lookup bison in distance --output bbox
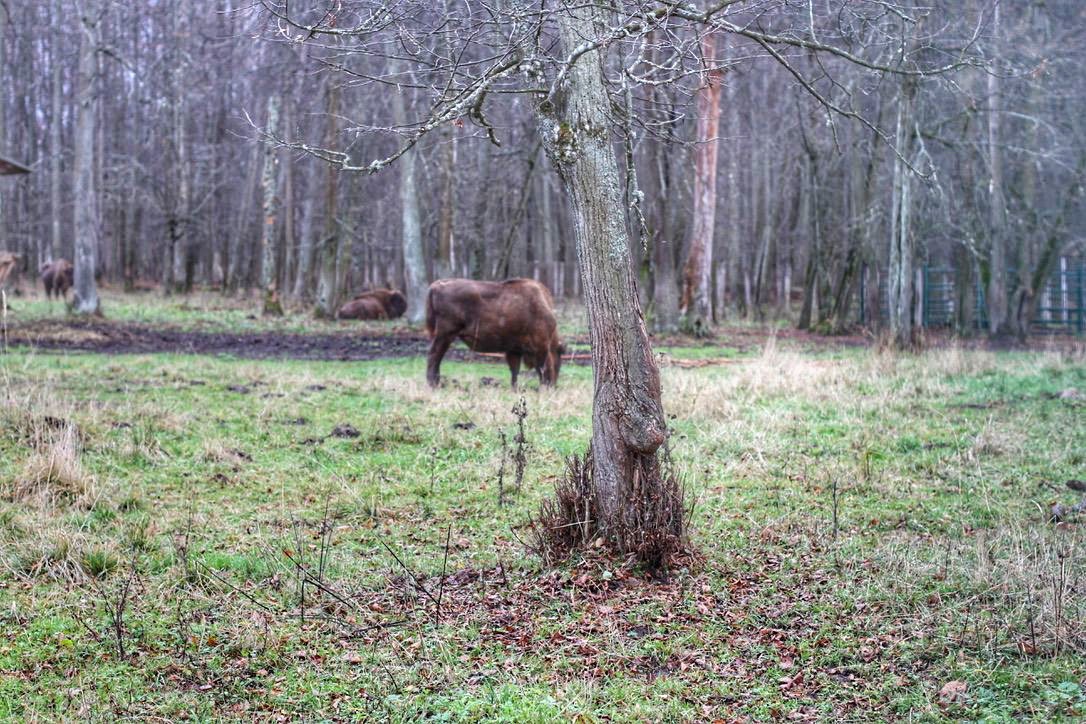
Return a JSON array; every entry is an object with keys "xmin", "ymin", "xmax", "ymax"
[
  {"xmin": 337, "ymin": 288, "xmax": 407, "ymax": 320},
  {"xmin": 40, "ymin": 259, "xmax": 73, "ymax": 300}
]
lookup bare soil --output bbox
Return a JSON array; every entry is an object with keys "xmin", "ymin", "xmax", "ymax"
[
  {"xmin": 4, "ymin": 317, "xmax": 1078, "ymax": 363},
  {"xmin": 4, "ymin": 319, "xmax": 435, "ymax": 361}
]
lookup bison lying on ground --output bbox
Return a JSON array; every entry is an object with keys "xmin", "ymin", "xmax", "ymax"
[
  {"xmin": 337, "ymin": 288, "xmax": 407, "ymax": 320},
  {"xmin": 337, "ymin": 296, "xmax": 387, "ymax": 320},
  {"xmin": 425, "ymin": 278, "xmax": 565, "ymax": 388},
  {"xmin": 41, "ymin": 259, "xmax": 73, "ymax": 300}
]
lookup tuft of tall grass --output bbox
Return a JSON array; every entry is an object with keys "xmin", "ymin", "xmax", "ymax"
[{"xmin": 10, "ymin": 423, "xmax": 98, "ymax": 508}]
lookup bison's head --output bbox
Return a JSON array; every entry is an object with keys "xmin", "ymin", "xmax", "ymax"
[
  {"xmin": 386, "ymin": 291, "xmax": 407, "ymax": 319},
  {"xmin": 539, "ymin": 340, "xmax": 566, "ymax": 386}
]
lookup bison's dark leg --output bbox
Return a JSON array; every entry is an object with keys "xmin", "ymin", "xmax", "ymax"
[
  {"xmin": 427, "ymin": 334, "xmax": 454, "ymax": 387},
  {"xmin": 505, "ymin": 353, "xmax": 522, "ymax": 388}
]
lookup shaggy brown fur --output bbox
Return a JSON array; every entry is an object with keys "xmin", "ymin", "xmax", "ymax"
[
  {"xmin": 336, "ymin": 296, "xmax": 388, "ymax": 320},
  {"xmin": 338, "ymin": 288, "xmax": 407, "ymax": 320},
  {"xmin": 40, "ymin": 259, "xmax": 73, "ymax": 300},
  {"xmin": 425, "ymin": 278, "xmax": 565, "ymax": 388}
]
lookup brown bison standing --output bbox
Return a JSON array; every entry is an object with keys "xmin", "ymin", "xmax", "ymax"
[
  {"xmin": 40, "ymin": 259, "xmax": 73, "ymax": 300},
  {"xmin": 337, "ymin": 288, "xmax": 407, "ymax": 320},
  {"xmin": 425, "ymin": 278, "xmax": 565, "ymax": 388}
]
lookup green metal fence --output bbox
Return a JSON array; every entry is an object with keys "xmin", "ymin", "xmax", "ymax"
[{"xmin": 864, "ymin": 257, "xmax": 1085, "ymax": 334}]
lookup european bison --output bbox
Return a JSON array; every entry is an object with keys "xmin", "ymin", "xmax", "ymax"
[
  {"xmin": 41, "ymin": 259, "xmax": 73, "ymax": 300},
  {"xmin": 425, "ymin": 278, "xmax": 565, "ymax": 388},
  {"xmin": 337, "ymin": 288, "xmax": 407, "ymax": 320},
  {"xmin": 337, "ymin": 296, "xmax": 387, "ymax": 320}
]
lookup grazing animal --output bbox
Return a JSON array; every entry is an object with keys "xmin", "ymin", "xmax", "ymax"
[
  {"xmin": 336, "ymin": 295, "xmax": 388, "ymax": 320},
  {"xmin": 338, "ymin": 288, "xmax": 407, "ymax": 320},
  {"xmin": 40, "ymin": 259, "xmax": 73, "ymax": 300},
  {"xmin": 425, "ymin": 278, "xmax": 565, "ymax": 388}
]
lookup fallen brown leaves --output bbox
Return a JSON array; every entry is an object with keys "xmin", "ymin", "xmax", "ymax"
[{"xmin": 327, "ymin": 534, "xmax": 920, "ymax": 718}]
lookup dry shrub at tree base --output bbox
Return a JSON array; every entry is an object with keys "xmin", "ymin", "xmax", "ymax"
[{"xmin": 531, "ymin": 449, "xmax": 692, "ymax": 571}]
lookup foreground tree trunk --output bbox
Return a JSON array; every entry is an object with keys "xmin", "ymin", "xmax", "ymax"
[
  {"xmin": 680, "ymin": 31, "xmax": 724, "ymax": 336},
  {"xmin": 72, "ymin": 0, "xmax": 102, "ymax": 315},
  {"xmin": 537, "ymin": 4, "xmax": 667, "ymax": 533}
]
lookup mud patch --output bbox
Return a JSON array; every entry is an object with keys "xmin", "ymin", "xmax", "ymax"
[{"xmin": 7, "ymin": 319, "xmax": 430, "ymax": 362}]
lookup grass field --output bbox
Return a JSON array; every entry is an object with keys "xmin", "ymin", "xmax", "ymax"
[{"xmin": 0, "ymin": 302, "xmax": 1084, "ymax": 720}]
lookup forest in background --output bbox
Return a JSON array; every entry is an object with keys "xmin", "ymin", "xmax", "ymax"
[{"xmin": 0, "ymin": 0, "xmax": 1083, "ymax": 339}]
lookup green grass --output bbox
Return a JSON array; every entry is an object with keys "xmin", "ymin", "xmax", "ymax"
[
  {"xmin": 6, "ymin": 287, "xmax": 382, "ymax": 335},
  {"xmin": 0, "ymin": 334, "xmax": 1083, "ymax": 720},
  {"xmin": 4, "ymin": 286, "xmax": 595, "ymax": 339}
]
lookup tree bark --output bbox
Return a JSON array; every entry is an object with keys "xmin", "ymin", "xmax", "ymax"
[
  {"xmin": 280, "ymin": 101, "xmax": 296, "ymax": 295},
  {"xmin": 72, "ymin": 0, "xmax": 102, "ymax": 315},
  {"xmin": 259, "ymin": 93, "xmax": 282, "ymax": 315},
  {"xmin": 537, "ymin": 171, "xmax": 555, "ymax": 291},
  {"xmin": 47, "ymin": 0, "xmax": 63, "ymax": 265},
  {"xmin": 724, "ymin": 81, "xmax": 741, "ymax": 319},
  {"xmin": 292, "ymin": 192, "xmax": 316, "ymax": 299},
  {"xmin": 829, "ymin": 114, "xmax": 882, "ymax": 334},
  {"xmin": 888, "ymin": 77, "xmax": 918, "ymax": 348},
  {"xmin": 390, "ymin": 64, "xmax": 427, "ymax": 324},
  {"xmin": 537, "ymin": 4, "xmax": 667, "ymax": 531},
  {"xmin": 436, "ymin": 129, "xmax": 456, "ymax": 279},
  {"xmin": 314, "ymin": 79, "xmax": 341, "ymax": 319},
  {"xmin": 648, "ymin": 49, "xmax": 681, "ymax": 334},
  {"xmin": 680, "ymin": 31, "xmax": 724, "ymax": 336},
  {"xmin": 986, "ymin": 3, "xmax": 1009, "ymax": 337},
  {"xmin": 168, "ymin": 0, "xmax": 191, "ymax": 294},
  {"xmin": 797, "ymin": 153, "xmax": 818, "ymax": 329}
]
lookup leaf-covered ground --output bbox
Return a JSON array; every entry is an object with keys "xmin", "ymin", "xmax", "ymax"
[{"xmin": 0, "ymin": 312, "xmax": 1083, "ymax": 720}]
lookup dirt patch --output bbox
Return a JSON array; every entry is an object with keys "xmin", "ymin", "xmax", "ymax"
[
  {"xmin": 4, "ymin": 318, "xmax": 866, "ymax": 362},
  {"xmin": 6, "ymin": 318, "xmax": 1075, "ymax": 364},
  {"xmin": 7, "ymin": 319, "xmax": 446, "ymax": 363}
]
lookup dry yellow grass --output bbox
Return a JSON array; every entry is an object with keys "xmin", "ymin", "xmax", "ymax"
[{"xmin": 11, "ymin": 423, "xmax": 98, "ymax": 508}]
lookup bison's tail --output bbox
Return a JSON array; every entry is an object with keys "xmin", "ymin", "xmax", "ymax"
[{"xmin": 424, "ymin": 286, "xmax": 436, "ymax": 338}]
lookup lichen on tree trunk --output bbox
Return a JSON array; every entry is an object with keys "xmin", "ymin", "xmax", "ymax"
[{"xmin": 536, "ymin": 3, "xmax": 669, "ymax": 538}]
